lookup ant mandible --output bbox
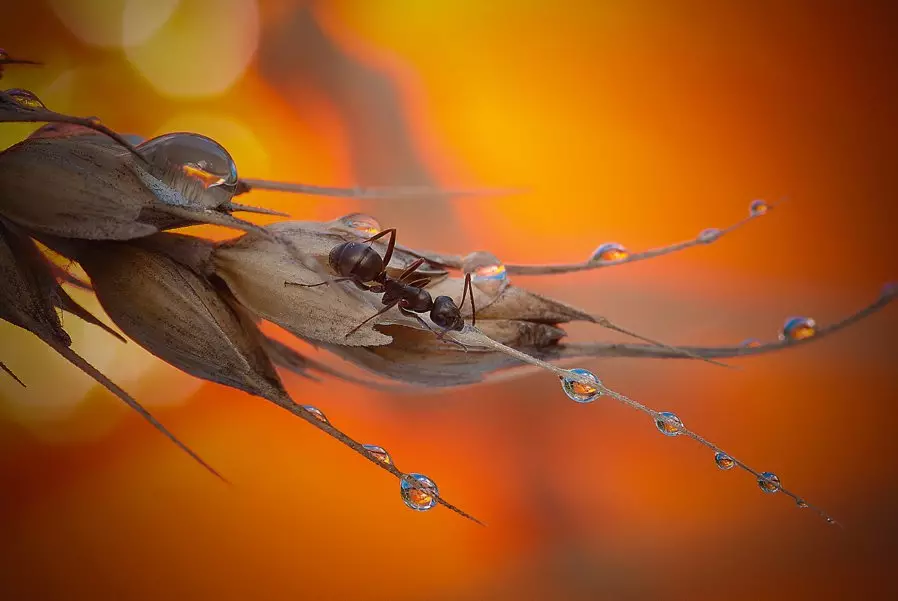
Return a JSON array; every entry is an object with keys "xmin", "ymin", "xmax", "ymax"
[{"xmin": 286, "ymin": 229, "xmax": 476, "ymax": 343}]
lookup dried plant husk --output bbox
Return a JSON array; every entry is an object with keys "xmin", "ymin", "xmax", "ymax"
[
  {"xmin": 0, "ymin": 135, "xmax": 270, "ymax": 242},
  {"xmin": 70, "ymin": 234, "xmax": 285, "ymax": 399},
  {"xmin": 0, "ymin": 89, "xmax": 143, "ymax": 156},
  {"xmin": 0, "ymin": 221, "xmax": 219, "ymax": 474},
  {"xmin": 211, "ymin": 219, "xmax": 447, "ymax": 348},
  {"xmin": 0, "ymin": 217, "xmax": 70, "ymax": 345}
]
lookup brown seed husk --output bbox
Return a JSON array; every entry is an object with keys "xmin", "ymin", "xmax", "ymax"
[
  {"xmin": 0, "ymin": 136, "xmax": 271, "ymax": 241},
  {"xmin": 73, "ymin": 234, "xmax": 284, "ymax": 398}
]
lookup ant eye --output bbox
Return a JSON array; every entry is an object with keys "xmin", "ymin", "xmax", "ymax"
[{"xmin": 138, "ymin": 133, "xmax": 238, "ymax": 191}]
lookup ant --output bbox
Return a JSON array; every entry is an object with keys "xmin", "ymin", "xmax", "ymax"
[{"xmin": 286, "ymin": 229, "xmax": 476, "ymax": 344}]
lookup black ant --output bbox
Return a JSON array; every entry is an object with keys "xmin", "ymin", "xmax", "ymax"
[{"xmin": 286, "ymin": 229, "xmax": 475, "ymax": 344}]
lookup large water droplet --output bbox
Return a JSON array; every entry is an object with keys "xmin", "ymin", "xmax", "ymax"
[
  {"xmin": 714, "ymin": 451, "xmax": 735, "ymax": 470},
  {"xmin": 362, "ymin": 444, "xmax": 392, "ymax": 465},
  {"xmin": 779, "ymin": 316, "xmax": 817, "ymax": 341},
  {"xmin": 302, "ymin": 405, "xmax": 329, "ymax": 424},
  {"xmin": 137, "ymin": 133, "xmax": 238, "ymax": 202},
  {"xmin": 591, "ymin": 242, "xmax": 629, "ymax": 262},
  {"xmin": 655, "ymin": 412, "xmax": 684, "ymax": 436},
  {"xmin": 560, "ymin": 368, "xmax": 602, "ymax": 403},
  {"xmin": 400, "ymin": 473, "xmax": 439, "ymax": 511},
  {"xmin": 740, "ymin": 338, "xmax": 762, "ymax": 348},
  {"xmin": 340, "ymin": 213, "xmax": 381, "ymax": 235},
  {"xmin": 463, "ymin": 251, "xmax": 509, "ymax": 295},
  {"xmin": 757, "ymin": 471, "xmax": 781, "ymax": 494},
  {"xmin": 5, "ymin": 88, "xmax": 46, "ymax": 110},
  {"xmin": 698, "ymin": 228, "xmax": 721, "ymax": 244},
  {"xmin": 749, "ymin": 199, "xmax": 769, "ymax": 216}
]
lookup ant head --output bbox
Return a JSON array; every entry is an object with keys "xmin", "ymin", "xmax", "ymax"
[{"xmin": 431, "ymin": 296, "xmax": 464, "ymax": 330}]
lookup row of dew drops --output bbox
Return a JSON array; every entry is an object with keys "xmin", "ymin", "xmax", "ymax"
[
  {"xmin": 301, "ymin": 405, "xmax": 440, "ymax": 512},
  {"xmin": 559, "ymin": 368, "xmax": 818, "ymax": 513},
  {"xmin": 340, "ymin": 200, "xmax": 821, "ymax": 515}
]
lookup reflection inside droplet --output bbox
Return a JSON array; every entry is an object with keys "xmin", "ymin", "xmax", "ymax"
[
  {"xmin": 400, "ymin": 473, "xmax": 439, "ymax": 511},
  {"xmin": 779, "ymin": 316, "xmax": 817, "ymax": 341},
  {"xmin": 590, "ymin": 242, "xmax": 629, "ymax": 262},
  {"xmin": 757, "ymin": 471, "xmax": 781, "ymax": 494},
  {"xmin": 340, "ymin": 213, "xmax": 381, "ymax": 235},
  {"xmin": 560, "ymin": 368, "xmax": 602, "ymax": 403},
  {"xmin": 654, "ymin": 411, "xmax": 683, "ymax": 436}
]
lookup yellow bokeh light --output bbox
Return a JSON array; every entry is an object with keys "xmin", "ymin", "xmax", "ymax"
[{"xmin": 125, "ymin": 0, "xmax": 260, "ymax": 98}]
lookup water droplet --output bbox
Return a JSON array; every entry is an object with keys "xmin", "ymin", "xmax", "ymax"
[
  {"xmin": 796, "ymin": 498, "xmax": 808, "ymax": 508},
  {"xmin": 825, "ymin": 517, "xmax": 836, "ymax": 525},
  {"xmin": 137, "ymin": 133, "xmax": 238, "ymax": 200},
  {"xmin": 560, "ymin": 368, "xmax": 602, "ymax": 403},
  {"xmin": 749, "ymin": 199, "xmax": 769, "ymax": 216},
  {"xmin": 340, "ymin": 213, "xmax": 381, "ymax": 235},
  {"xmin": 714, "ymin": 451, "xmax": 735, "ymax": 470},
  {"xmin": 740, "ymin": 338, "xmax": 762, "ymax": 348},
  {"xmin": 0, "ymin": 49, "xmax": 7, "ymax": 61},
  {"xmin": 590, "ymin": 242, "xmax": 630, "ymax": 262},
  {"xmin": 698, "ymin": 228, "xmax": 721, "ymax": 244},
  {"xmin": 463, "ymin": 251, "xmax": 509, "ymax": 295},
  {"xmin": 5, "ymin": 88, "xmax": 46, "ymax": 110},
  {"xmin": 400, "ymin": 473, "xmax": 439, "ymax": 511},
  {"xmin": 655, "ymin": 411, "xmax": 684, "ymax": 436},
  {"xmin": 779, "ymin": 316, "xmax": 817, "ymax": 341},
  {"xmin": 302, "ymin": 405, "xmax": 329, "ymax": 424},
  {"xmin": 882, "ymin": 282, "xmax": 897, "ymax": 299},
  {"xmin": 757, "ymin": 471, "xmax": 781, "ymax": 494},
  {"xmin": 362, "ymin": 444, "xmax": 392, "ymax": 465}
]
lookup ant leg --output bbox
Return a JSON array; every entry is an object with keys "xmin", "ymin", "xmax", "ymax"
[
  {"xmin": 285, "ymin": 276, "xmax": 355, "ymax": 288},
  {"xmin": 405, "ymin": 277, "xmax": 431, "ymax": 289},
  {"xmin": 459, "ymin": 273, "xmax": 476, "ymax": 326},
  {"xmin": 397, "ymin": 258, "xmax": 427, "ymax": 283},
  {"xmin": 346, "ymin": 299, "xmax": 400, "ymax": 337},
  {"xmin": 363, "ymin": 228, "xmax": 397, "ymax": 266},
  {"xmin": 398, "ymin": 307, "xmax": 469, "ymax": 352}
]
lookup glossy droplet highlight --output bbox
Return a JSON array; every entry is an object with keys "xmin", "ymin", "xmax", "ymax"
[
  {"xmin": 463, "ymin": 251, "xmax": 509, "ymax": 295},
  {"xmin": 591, "ymin": 242, "xmax": 629, "ymax": 262},
  {"xmin": 341, "ymin": 213, "xmax": 381, "ymax": 235},
  {"xmin": 362, "ymin": 444, "xmax": 392, "ymax": 465},
  {"xmin": 757, "ymin": 471, "xmax": 781, "ymax": 494},
  {"xmin": 138, "ymin": 132, "xmax": 238, "ymax": 193},
  {"xmin": 796, "ymin": 498, "xmax": 808, "ymax": 508},
  {"xmin": 6, "ymin": 88, "xmax": 46, "ymax": 110},
  {"xmin": 714, "ymin": 451, "xmax": 736, "ymax": 470},
  {"xmin": 655, "ymin": 412, "xmax": 684, "ymax": 436},
  {"xmin": 302, "ymin": 405, "xmax": 329, "ymax": 424},
  {"xmin": 698, "ymin": 228, "xmax": 721, "ymax": 244},
  {"xmin": 749, "ymin": 199, "xmax": 769, "ymax": 216},
  {"xmin": 400, "ymin": 473, "xmax": 439, "ymax": 511},
  {"xmin": 779, "ymin": 316, "xmax": 817, "ymax": 341},
  {"xmin": 740, "ymin": 338, "xmax": 762, "ymax": 348},
  {"xmin": 560, "ymin": 368, "xmax": 602, "ymax": 403}
]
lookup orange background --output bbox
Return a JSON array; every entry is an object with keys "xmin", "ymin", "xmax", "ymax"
[{"xmin": 1, "ymin": 1, "xmax": 897, "ymax": 599}]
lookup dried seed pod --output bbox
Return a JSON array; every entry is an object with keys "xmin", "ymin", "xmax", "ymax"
[
  {"xmin": 212, "ymin": 220, "xmax": 433, "ymax": 347},
  {"xmin": 0, "ymin": 135, "xmax": 271, "ymax": 242},
  {"xmin": 0, "ymin": 218, "xmax": 70, "ymax": 345},
  {"xmin": 71, "ymin": 234, "xmax": 285, "ymax": 399}
]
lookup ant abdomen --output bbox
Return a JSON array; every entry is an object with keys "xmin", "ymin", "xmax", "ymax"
[{"xmin": 328, "ymin": 241, "xmax": 384, "ymax": 282}]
